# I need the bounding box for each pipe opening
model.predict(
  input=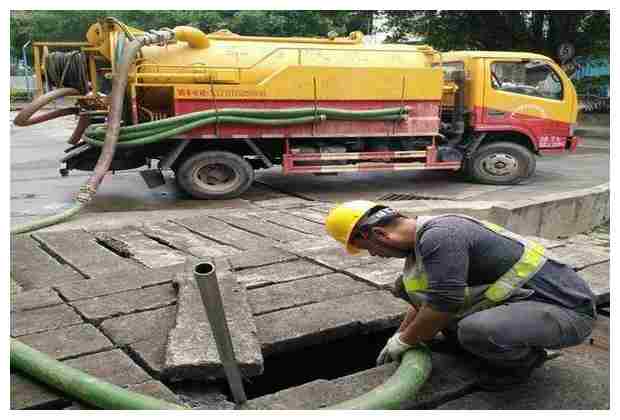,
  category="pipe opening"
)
[194,262,215,276]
